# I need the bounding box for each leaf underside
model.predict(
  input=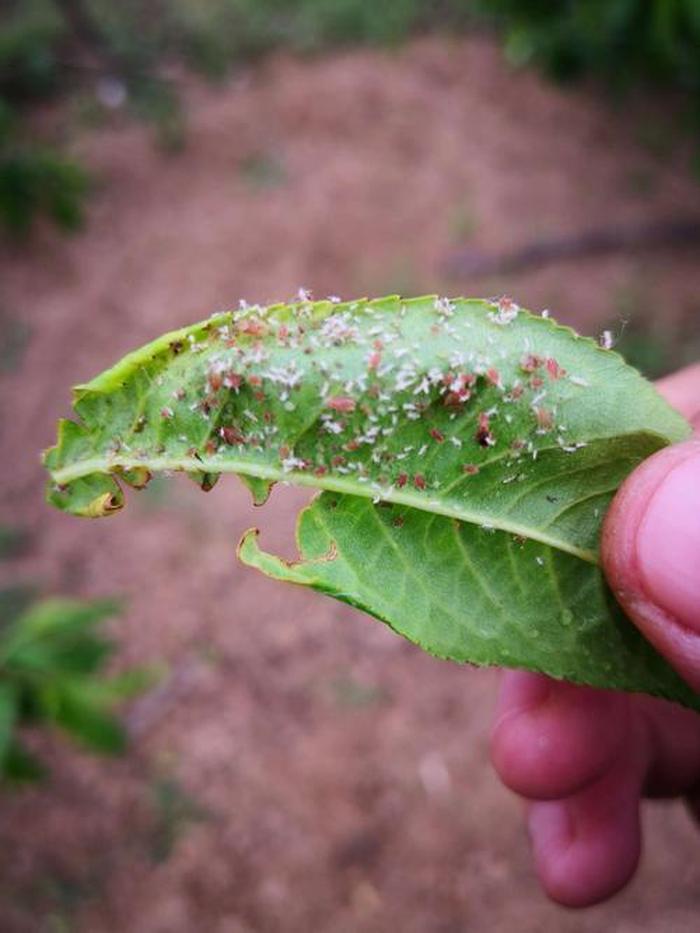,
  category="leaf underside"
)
[43,296,697,710]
